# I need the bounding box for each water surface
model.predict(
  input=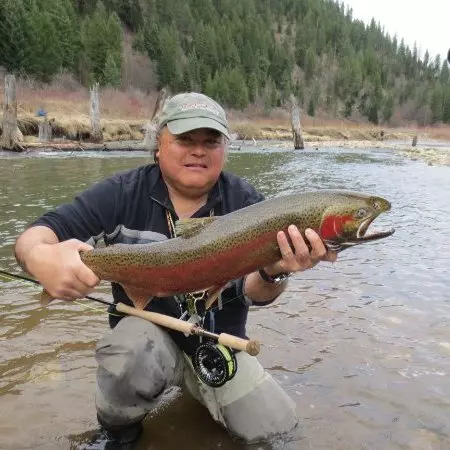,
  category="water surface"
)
[1,144,450,449]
